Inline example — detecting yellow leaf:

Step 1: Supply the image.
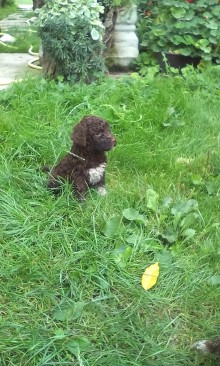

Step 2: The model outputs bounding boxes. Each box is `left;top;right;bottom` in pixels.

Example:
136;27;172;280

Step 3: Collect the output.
141;262;159;290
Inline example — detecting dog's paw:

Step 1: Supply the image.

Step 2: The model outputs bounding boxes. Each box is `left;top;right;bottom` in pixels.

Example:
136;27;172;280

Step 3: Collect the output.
191;340;209;353
97;186;107;196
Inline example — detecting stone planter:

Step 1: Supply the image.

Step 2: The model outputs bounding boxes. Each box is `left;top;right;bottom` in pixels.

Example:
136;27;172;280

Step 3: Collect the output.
106;5;139;71
156;52;201;73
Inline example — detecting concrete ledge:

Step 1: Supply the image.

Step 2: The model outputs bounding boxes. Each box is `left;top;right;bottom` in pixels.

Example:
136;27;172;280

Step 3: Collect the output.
0;53;41;90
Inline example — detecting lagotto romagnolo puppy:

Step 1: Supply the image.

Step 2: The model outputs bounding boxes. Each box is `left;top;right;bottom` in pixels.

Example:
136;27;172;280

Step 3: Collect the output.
46;115;116;199
191;338;220;356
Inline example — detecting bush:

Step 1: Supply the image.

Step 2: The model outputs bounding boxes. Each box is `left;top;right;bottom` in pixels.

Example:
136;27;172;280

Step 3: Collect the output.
39;15;105;83
137;0;220;62
38;0;106;82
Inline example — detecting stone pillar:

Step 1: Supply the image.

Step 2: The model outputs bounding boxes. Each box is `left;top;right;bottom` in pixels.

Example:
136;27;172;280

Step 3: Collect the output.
106;5;139;70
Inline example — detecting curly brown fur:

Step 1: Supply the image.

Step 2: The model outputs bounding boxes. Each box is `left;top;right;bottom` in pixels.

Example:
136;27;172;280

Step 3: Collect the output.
46;115;116;200
191;339;220;356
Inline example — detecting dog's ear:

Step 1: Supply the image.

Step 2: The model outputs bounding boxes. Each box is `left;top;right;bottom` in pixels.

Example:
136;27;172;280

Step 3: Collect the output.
71;121;87;147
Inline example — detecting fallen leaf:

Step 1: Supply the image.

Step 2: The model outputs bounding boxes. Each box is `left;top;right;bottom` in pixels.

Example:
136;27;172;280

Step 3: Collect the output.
141;262;159;290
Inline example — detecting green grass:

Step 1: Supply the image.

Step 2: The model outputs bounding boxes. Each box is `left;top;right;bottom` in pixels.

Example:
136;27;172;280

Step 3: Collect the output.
0;0;32;21
0;0;38;53
0;67;220;366
0;4;17;20
0;26;40;53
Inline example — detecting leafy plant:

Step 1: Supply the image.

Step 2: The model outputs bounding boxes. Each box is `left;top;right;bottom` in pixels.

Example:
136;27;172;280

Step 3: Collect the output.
138;0;220;62
134;51;160;77
104;189;202;248
98;0;136;8
37;0;105;81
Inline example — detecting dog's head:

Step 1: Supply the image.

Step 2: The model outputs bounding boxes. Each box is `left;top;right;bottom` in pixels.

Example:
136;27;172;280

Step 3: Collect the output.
71;116;116;152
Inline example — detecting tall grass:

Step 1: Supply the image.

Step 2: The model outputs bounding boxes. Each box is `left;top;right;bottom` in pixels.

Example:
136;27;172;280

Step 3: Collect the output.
0;67;219;365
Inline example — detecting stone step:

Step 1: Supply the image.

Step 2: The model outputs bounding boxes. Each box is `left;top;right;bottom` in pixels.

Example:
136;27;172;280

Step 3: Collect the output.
0;20;29;30
0;8;32;30
17;4;33;11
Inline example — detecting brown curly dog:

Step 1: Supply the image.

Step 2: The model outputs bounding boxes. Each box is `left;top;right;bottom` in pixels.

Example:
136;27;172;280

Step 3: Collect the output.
46;115;116;199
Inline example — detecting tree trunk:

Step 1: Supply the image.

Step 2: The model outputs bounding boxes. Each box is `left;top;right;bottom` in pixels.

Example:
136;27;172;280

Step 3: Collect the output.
33;0;46;10
42;51;59;79
103;8;117;56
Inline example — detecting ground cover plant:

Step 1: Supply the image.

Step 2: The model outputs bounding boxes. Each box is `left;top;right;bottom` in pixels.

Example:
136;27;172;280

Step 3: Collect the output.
0;67;220;365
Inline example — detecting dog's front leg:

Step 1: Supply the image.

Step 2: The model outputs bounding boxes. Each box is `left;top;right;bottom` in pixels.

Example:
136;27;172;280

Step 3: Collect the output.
94;176;107;196
73;177;88;200
47;176;62;194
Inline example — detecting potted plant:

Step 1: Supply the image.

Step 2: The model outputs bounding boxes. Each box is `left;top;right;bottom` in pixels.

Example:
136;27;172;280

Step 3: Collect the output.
99;0;139;70
138;0;220;71
37;0;105;82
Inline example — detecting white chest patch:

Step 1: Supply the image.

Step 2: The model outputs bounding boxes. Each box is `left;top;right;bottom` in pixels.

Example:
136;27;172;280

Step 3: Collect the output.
88;163;106;185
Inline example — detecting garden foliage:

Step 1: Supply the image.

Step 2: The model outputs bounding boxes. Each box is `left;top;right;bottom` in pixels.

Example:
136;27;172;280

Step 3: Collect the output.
138;0;220;62
38;0;106;81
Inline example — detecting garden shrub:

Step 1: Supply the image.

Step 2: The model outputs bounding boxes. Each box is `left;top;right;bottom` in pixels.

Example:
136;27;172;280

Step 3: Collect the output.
137;0;220;63
38;0;106;82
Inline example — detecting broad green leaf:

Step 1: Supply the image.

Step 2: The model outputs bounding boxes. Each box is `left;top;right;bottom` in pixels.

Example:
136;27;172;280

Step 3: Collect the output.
142;262;159;290
207;275;220;286
91;28;99;40
156;250;172;266
191;174;204;185
171;199;198;215
103;215;121;238
182;199;199;213
206;179;220;196
125;233;141;245
179;48;192;56
54;328;68;340
66;336;90;357
171;7;186;19
123;208;146;224
173;211;183;231
184;10;194;21
161;227;178;244
195;39;211;53
180;213;199;230
84;8;90;18
53;302;84;322
146;189;159;213
172;35;185;45
112;245;132;268
206;20;218;30
181;228;196;238
160;196;173;211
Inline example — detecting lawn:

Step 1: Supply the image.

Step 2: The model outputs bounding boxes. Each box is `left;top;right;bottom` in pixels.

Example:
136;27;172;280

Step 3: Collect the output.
0;4;16;20
0;0;38;52
0;68;220;365
0;26;40;53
